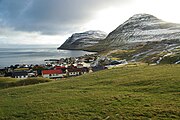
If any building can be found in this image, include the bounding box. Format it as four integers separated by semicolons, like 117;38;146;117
55;66;66;72
76;64;84;68
67;67;89;76
12;71;28;79
42;69;65;79
0;68;5;77
91;66;107;72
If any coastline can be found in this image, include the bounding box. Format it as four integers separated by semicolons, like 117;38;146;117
57;47;99;53
0;48;96;68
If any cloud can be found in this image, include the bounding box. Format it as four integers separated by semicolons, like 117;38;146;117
0;26;70;46
1;0;180;46
0;0;129;35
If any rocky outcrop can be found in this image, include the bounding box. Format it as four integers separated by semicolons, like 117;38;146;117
58;30;107;50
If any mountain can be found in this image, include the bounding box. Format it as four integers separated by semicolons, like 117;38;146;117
105;39;180;64
58;30;107;50
88;14;180;64
91;14;180;51
57;14;180;64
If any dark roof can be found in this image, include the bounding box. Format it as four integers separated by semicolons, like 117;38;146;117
0;68;5;70
12;71;28;76
67;67;89;72
92;66;107;72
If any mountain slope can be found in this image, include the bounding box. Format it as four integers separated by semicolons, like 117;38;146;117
84;14;180;64
90;14;180;51
0;65;180;119
108;14;180;44
58;30;107;50
106;39;180;64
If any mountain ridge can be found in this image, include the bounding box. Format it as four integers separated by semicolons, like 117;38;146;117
92;13;180;51
57;14;180;64
58;30;107;50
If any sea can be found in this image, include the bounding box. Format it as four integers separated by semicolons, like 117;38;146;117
0;47;95;68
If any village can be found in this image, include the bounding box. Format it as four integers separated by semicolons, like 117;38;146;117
0;54;128;80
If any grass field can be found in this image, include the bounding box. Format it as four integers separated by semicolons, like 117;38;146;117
0;77;52;89
0;65;180;119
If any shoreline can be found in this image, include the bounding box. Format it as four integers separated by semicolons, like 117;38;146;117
0;48;96;68
57;47;99;52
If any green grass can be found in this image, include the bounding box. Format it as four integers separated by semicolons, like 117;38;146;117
0;65;180;119
0;77;52;89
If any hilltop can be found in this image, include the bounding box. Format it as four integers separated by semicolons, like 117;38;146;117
0;65;180;119
58;30;107;50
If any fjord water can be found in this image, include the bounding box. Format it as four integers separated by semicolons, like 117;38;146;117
0;47;95;67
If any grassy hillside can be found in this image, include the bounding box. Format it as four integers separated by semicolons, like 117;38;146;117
0;65;180;120
104;40;180;64
0;77;52;89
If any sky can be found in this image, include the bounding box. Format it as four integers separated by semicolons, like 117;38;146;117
0;0;180;47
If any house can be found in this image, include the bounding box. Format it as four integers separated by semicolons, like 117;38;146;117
77;64;83;68
32;65;45;76
84;57;94;63
55;66;66;73
0;68;5;77
81;67;89;74
27;70;37;77
12;71;28;79
105;60;128;68
67;68;81;76
67;67;89;76
91;66;107;72
42;69;65;79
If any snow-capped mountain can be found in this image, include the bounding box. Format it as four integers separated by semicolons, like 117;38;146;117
58;30;107;50
95;14;180;50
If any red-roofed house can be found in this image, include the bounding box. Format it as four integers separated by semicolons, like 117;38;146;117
54;66;66;73
42;69;66;79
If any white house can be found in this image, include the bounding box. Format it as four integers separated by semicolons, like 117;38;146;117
42;69;66;79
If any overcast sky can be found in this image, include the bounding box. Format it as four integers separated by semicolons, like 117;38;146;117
0;0;180;46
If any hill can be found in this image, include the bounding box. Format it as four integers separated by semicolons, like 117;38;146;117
0;65;180;119
105;39;180;64
58;30;107;50
0;77;52;89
